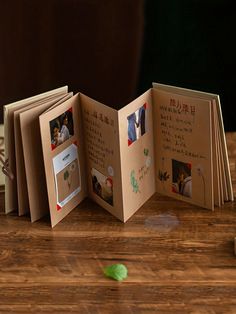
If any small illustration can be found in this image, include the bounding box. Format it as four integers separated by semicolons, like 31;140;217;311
50;108;74;150
53;143;81;210
130;170;140;193
108;166;114;177
158;170;170;182
158;157;170;191
91;168;113;206
144;148;149;156
63;160;77;191
56;159;80;204
127;103;147;146
172;159;192;198
144;148;151;168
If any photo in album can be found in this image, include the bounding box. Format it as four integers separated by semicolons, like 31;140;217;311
172;159;192;198
127;103;147;146
53;143;81;209
91;168;113;206
50;108;74;150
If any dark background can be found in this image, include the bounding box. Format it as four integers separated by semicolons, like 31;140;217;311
1;0;235;130
138;0;236;131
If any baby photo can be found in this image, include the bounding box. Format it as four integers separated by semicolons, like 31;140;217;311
50;108;74;150
127;103;147;146
91;168;113;206
172;159;192;198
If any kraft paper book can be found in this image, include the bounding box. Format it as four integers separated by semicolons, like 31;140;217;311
2;83;233;227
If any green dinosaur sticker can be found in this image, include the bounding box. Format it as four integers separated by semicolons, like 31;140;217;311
130;170;139;193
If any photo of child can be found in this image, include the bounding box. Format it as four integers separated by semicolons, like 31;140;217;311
50;108;74;150
172;159;192;198
91;168;113;206
127;103;147;146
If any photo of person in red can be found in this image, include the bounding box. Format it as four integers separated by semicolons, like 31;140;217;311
50;108;74;150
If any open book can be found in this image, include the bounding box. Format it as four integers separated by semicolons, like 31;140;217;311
3;83;233;227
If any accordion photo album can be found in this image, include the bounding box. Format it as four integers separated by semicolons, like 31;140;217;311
2;83;233;227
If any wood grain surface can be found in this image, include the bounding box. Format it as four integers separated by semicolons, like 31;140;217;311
0;134;236;313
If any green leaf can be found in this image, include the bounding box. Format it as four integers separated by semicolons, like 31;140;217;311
144;148;149;156
103;264;128;281
133;182;139;193
64;170;69;180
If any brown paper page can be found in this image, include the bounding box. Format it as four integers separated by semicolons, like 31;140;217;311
4;86;68;214
217;117;228;202
118;89;155;222
152;88;214;210
79;93;123;221
14;94;69;216
39;94;87;227
43;92;73;113
153;82;233;201
19;94;70;223
213;99;225;205
215;96;233;201
211;100;221;207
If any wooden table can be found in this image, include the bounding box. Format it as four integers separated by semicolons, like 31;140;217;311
0;134;236;313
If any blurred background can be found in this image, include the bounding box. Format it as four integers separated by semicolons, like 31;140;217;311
0;0;235;130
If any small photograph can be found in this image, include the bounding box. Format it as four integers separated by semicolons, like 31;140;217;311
127;103;147;146
56;159;80;204
53;143;81;209
91;168;113;206
50;108;74;150
172;159;192;198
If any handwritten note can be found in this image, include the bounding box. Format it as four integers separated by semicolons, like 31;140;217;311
83;109;114;170
159;99;205;160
